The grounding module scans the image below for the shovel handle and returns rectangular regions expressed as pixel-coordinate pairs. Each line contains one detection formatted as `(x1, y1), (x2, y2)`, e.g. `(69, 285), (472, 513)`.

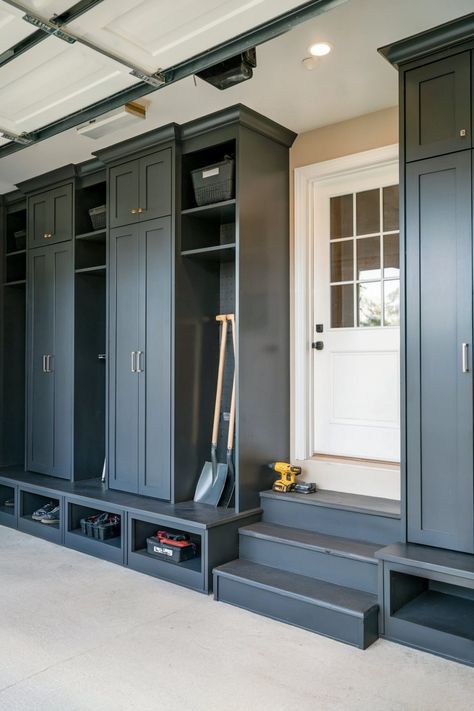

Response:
(228, 315), (236, 449)
(212, 315), (228, 447)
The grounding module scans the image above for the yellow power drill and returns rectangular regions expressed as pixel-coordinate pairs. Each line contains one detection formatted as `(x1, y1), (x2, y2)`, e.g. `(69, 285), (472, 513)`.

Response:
(268, 461), (302, 493)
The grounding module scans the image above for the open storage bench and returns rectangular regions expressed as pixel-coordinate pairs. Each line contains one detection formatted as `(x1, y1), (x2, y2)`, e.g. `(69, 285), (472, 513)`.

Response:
(18, 486), (64, 544)
(0, 479), (17, 527)
(377, 544), (474, 666)
(65, 498), (125, 565)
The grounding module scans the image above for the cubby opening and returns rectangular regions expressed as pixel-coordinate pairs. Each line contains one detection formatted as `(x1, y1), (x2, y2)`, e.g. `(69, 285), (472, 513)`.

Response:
(181, 140), (235, 211)
(74, 272), (106, 480)
(75, 237), (106, 272)
(75, 182), (106, 237)
(1, 284), (25, 466)
(68, 503), (121, 548)
(131, 518), (202, 572)
(5, 206), (26, 256)
(390, 570), (474, 641)
(20, 491), (60, 529)
(0, 484), (15, 516)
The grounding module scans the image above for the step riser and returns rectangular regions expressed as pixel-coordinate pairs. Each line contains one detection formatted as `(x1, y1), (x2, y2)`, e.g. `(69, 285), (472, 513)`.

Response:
(214, 573), (379, 649)
(239, 535), (378, 594)
(262, 498), (400, 545)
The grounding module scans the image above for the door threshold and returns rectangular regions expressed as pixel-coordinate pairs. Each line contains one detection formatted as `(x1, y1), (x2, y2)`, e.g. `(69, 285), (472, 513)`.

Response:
(312, 453), (400, 471)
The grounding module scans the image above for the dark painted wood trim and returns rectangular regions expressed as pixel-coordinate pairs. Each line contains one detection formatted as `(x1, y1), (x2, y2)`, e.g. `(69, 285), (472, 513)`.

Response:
(16, 164), (76, 194)
(379, 12), (474, 67)
(94, 124), (180, 164)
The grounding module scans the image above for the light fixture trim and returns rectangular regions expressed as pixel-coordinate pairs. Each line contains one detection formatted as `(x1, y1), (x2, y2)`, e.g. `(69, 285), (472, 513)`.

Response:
(309, 41), (332, 57)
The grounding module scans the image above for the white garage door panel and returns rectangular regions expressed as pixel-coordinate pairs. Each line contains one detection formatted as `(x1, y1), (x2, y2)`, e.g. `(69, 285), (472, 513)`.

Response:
(0, 4), (36, 55)
(68, 0), (309, 71)
(0, 37), (138, 132)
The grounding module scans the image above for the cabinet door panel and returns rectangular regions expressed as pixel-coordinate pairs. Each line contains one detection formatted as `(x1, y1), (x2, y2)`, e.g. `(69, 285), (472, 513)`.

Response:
(27, 249), (53, 473)
(28, 193), (49, 249)
(49, 184), (73, 244)
(138, 217), (172, 499)
(51, 243), (74, 479)
(109, 225), (140, 493)
(109, 160), (140, 228)
(406, 152), (473, 552)
(406, 52), (471, 161)
(139, 149), (172, 221)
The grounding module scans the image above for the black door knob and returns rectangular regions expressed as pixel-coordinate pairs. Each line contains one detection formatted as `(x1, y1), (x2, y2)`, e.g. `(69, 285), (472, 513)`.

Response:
(312, 341), (324, 351)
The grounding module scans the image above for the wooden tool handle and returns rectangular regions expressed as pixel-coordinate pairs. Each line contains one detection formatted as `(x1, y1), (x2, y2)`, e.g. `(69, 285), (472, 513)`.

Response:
(212, 315), (228, 447)
(227, 314), (236, 449)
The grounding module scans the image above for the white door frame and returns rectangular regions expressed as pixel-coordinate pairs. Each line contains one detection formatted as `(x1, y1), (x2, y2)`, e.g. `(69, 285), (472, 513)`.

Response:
(292, 144), (399, 462)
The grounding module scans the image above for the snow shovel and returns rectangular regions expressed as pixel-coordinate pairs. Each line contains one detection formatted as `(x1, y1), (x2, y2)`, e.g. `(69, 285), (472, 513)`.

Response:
(194, 314), (229, 505)
(219, 314), (236, 508)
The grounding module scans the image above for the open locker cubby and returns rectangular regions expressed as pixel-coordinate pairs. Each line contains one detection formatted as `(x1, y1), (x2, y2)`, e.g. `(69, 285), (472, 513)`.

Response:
(18, 489), (63, 543)
(0, 481), (16, 527)
(75, 179), (106, 237)
(65, 500), (124, 564)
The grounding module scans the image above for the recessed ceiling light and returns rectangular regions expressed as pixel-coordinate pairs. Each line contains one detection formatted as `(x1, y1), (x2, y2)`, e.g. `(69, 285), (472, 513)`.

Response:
(309, 42), (332, 57)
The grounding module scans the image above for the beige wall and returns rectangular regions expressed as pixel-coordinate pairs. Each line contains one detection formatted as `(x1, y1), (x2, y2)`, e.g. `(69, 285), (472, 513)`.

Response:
(291, 106), (399, 170)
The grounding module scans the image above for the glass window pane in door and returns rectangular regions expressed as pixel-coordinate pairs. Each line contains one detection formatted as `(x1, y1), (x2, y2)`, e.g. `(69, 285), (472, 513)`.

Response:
(358, 281), (381, 326)
(384, 280), (400, 326)
(357, 236), (381, 280)
(356, 189), (380, 235)
(383, 185), (399, 231)
(331, 284), (354, 328)
(384, 233), (400, 277)
(330, 194), (353, 239)
(330, 240), (353, 282)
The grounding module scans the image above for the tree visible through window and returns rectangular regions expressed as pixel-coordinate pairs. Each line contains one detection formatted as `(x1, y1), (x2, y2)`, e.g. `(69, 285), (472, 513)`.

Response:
(330, 185), (400, 328)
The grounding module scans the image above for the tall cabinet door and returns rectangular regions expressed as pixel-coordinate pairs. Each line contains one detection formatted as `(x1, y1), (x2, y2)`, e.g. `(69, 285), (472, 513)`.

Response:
(139, 149), (172, 221)
(138, 217), (172, 499)
(109, 160), (140, 229)
(406, 151), (474, 552)
(109, 224), (141, 493)
(27, 248), (54, 473)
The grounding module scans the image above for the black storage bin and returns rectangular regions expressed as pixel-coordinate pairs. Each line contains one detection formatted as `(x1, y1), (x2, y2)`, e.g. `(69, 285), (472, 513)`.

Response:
(146, 535), (197, 564)
(94, 517), (120, 540)
(14, 229), (26, 250)
(191, 157), (234, 206)
(89, 205), (106, 230)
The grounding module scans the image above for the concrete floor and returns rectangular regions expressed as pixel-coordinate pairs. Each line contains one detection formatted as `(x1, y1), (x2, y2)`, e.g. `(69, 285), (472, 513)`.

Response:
(1, 527), (474, 711)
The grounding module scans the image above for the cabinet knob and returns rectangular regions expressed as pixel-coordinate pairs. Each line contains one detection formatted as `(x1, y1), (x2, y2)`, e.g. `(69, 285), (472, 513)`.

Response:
(460, 129), (467, 137)
(43, 233), (53, 240)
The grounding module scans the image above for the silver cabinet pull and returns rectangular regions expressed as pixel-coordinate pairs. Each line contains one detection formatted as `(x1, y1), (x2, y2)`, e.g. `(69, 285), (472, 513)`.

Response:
(462, 343), (469, 373)
(42, 355), (47, 373)
(137, 350), (144, 373)
(47, 355), (54, 373)
(131, 351), (137, 373)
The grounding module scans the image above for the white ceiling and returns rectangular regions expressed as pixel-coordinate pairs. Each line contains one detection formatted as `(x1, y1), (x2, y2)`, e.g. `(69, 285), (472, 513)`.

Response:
(0, 0), (473, 192)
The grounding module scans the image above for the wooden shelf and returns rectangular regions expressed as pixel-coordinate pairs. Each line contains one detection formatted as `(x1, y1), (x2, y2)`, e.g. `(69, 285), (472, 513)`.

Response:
(5, 249), (26, 257)
(4, 279), (26, 287)
(75, 265), (106, 275)
(75, 229), (106, 241)
(181, 199), (236, 222)
(181, 243), (235, 262)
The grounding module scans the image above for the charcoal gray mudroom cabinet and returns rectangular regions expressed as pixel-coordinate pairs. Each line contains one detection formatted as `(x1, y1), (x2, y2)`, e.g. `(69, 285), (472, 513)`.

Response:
(27, 241), (74, 478)
(28, 183), (73, 249)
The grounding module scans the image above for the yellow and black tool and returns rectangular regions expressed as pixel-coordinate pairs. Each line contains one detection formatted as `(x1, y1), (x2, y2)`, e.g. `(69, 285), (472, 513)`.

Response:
(268, 461), (302, 493)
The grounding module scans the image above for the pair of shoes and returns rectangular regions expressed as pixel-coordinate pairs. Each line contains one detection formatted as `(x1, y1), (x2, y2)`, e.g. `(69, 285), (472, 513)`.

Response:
(31, 502), (60, 525)
(3, 499), (14, 508)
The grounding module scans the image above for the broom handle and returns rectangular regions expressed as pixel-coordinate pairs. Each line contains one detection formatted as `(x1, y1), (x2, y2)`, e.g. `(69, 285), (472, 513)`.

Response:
(227, 314), (236, 449)
(212, 315), (228, 448)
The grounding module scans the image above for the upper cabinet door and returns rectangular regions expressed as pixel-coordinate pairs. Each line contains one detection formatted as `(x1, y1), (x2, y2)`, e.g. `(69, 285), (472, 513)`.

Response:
(139, 149), (172, 221)
(405, 52), (471, 161)
(28, 184), (73, 248)
(109, 159), (140, 229)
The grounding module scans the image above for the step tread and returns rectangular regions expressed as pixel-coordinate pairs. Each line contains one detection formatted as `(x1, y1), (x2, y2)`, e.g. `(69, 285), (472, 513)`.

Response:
(261, 489), (400, 519)
(376, 542), (474, 580)
(214, 559), (378, 617)
(240, 522), (381, 563)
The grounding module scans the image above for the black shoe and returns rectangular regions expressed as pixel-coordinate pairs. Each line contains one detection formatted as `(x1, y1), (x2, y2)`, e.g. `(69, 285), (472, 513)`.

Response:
(41, 506), (60, 525)
(32, 501), (55, 521)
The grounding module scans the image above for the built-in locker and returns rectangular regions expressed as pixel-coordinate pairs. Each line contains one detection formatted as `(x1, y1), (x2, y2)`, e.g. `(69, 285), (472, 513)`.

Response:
(108, 217), (172, 498)
(27, 242), (74, 478)
(28, 183), (73, 249)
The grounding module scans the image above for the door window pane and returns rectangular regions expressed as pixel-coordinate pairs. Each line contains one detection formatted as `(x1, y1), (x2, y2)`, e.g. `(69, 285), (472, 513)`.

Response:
(357, 236), (381, 280)
(384, 233), (400, 277)
(384, 280), (400, 326)
(356, 189), (380, 235)
(330, 194), (353, 239)
(383, 185), (399, 231)
(331, 240), (353, 282)
(331, 284), (354, 328)
(358, 281), (381, 327)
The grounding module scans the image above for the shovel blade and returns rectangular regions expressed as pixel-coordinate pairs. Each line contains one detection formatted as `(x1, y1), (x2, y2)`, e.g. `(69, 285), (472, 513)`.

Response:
(194, 461), (228, 505)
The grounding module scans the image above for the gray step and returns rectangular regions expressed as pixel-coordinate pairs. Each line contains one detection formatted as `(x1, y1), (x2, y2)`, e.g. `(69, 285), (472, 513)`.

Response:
(239, 522), (381, 593)
(261, 489), (401, 545)
(214, 559), (379, 649)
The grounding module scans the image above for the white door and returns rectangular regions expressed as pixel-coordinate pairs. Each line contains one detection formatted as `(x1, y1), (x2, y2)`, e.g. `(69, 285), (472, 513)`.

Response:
(313, 164), (400, 462)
